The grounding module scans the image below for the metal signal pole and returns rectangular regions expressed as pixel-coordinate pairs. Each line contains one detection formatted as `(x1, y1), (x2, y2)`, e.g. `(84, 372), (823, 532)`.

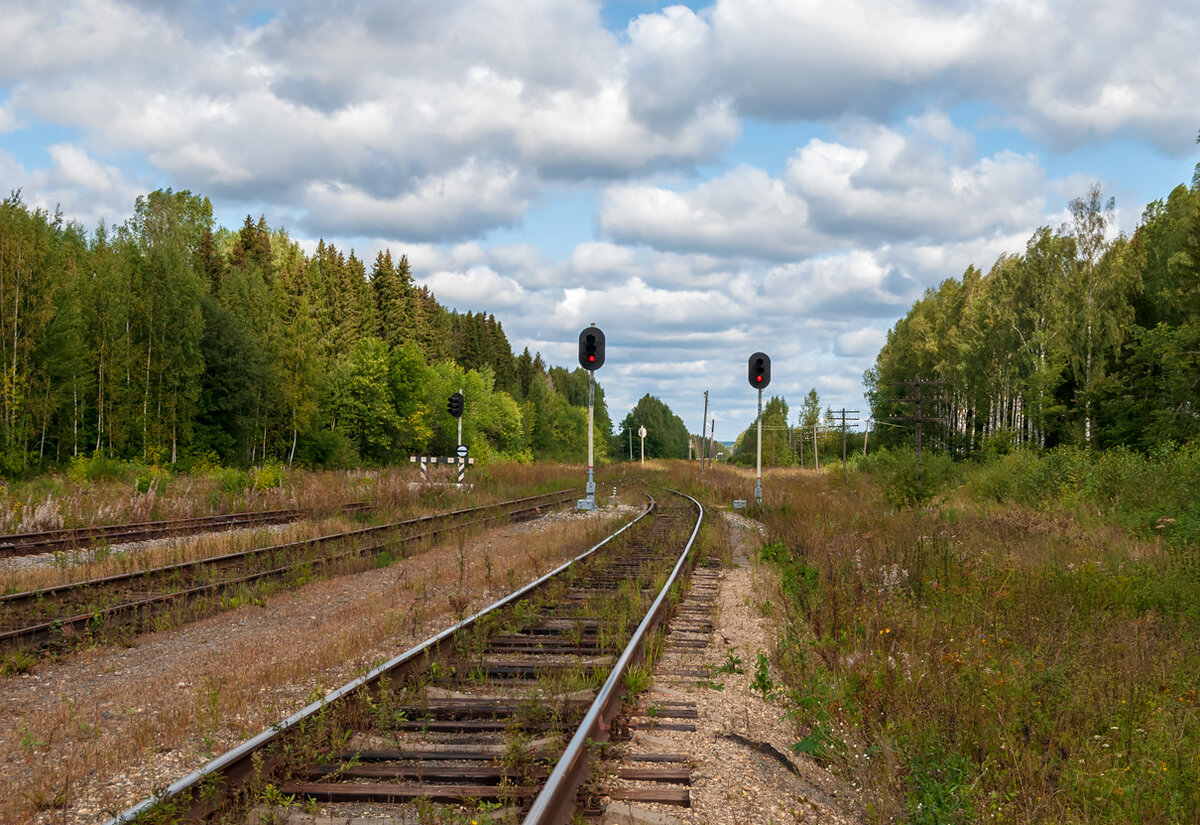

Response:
(755, 388), (763, 506)
(586, 370), (595, 502)
(701, 390), (709, 471)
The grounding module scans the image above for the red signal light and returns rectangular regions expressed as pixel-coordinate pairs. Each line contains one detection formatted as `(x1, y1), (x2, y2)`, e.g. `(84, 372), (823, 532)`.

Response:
(589, 354), (595, 362)
(756, 375), (762, 382)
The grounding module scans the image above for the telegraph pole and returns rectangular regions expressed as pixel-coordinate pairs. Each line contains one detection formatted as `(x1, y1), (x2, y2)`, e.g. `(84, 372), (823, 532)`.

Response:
(889, 377), (947, 494)
(835, 408), (860, 474)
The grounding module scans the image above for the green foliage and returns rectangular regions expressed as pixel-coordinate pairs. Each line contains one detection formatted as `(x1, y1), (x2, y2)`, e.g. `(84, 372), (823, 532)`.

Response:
(66, 451), (125, 483)
(215, 467), (249, 495)
(867, 180), (1200, 456)
(615, 394), (689, 460)
(903, 742), (979, 825)
(961, 443), (1200, 549)
(858, 446), (957, 506)
(0, 190), (605, 476)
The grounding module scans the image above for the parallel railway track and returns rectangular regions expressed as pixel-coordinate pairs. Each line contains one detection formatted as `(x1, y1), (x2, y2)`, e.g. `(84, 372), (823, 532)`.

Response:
(0, 502), (374, 560)
(104, 488), (704, 825)
(0, 489), (577, 652)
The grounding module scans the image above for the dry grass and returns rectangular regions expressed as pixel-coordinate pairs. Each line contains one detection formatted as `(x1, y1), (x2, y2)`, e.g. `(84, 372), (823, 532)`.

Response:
(0, 498), (625, 825)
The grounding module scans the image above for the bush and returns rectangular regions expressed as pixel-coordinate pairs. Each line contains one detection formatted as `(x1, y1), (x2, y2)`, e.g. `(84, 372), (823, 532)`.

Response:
(215, 467), (249, 495)
(859, 446), (957, 506)
(252, 462), (286, 490)
(294, 429), (359, 470)
(66, 451), (126, 484)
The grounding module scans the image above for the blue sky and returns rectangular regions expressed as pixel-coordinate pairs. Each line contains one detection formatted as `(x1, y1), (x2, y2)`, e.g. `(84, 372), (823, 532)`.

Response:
(2, 0), (1198, 441)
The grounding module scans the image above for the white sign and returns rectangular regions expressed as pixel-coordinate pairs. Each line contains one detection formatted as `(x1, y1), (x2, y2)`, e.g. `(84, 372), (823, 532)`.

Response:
(456, 445), (469, 458)
(638, 426), (646, 438)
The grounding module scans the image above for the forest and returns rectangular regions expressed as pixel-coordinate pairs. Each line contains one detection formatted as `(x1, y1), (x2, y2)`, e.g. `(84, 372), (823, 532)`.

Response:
(0, 188), (613, 476)
(866, 180), (1200, 454)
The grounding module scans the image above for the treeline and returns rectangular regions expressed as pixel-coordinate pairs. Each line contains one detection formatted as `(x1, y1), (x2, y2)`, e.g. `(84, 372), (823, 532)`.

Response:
(867, 181), (1200, 453)
(0, 188), (610, 475)
(729, 388), (868, 468)
(612, 394), (689, 460)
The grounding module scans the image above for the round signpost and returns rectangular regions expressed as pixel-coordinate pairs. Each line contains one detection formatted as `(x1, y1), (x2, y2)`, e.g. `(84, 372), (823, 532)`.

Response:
(638, 426), (646, 465)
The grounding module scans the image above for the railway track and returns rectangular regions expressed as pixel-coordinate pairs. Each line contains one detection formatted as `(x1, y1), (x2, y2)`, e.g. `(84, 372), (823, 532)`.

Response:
(0, 489), (577, 652)
(0, 502), (374, 560)
(104, 488), (704, 825)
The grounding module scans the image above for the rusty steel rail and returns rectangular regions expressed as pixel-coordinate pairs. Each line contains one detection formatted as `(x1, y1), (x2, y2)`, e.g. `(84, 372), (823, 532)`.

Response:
(0, 502), (374, 559)
(522, 488), (703, 824)
(103, 493), (662, 825)
(0, 489), (577, 650)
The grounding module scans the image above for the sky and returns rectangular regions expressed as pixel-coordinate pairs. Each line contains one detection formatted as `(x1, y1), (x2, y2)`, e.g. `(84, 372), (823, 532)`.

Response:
(3, 0), (1199, 444)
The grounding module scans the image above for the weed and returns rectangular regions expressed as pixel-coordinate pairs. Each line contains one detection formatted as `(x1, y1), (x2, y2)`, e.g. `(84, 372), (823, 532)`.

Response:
(623, 663), (652, 696)
(717, 651), (744, 674)
(1, 649), (39, 676)
(750, 652), (775, 699)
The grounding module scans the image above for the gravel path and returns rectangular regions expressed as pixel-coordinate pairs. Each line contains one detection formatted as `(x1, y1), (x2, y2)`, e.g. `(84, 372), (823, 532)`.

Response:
(603, 510), (862, 825)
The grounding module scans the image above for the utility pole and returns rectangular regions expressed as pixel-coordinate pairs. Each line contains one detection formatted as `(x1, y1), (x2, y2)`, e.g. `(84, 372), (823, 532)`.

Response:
(700, 390), (709, 471)
(889, 377), (947, 495)
(863, 419), (870, 455)
(813, 423), (819, 471)
(835, 408), (860, 474)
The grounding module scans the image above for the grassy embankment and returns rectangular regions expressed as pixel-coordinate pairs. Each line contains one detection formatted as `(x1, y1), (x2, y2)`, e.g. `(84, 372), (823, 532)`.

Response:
(671, 453), (1199, 824)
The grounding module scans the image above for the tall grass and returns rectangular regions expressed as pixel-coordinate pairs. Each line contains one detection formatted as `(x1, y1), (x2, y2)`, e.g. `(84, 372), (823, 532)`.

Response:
(751, 462), (1200, 823)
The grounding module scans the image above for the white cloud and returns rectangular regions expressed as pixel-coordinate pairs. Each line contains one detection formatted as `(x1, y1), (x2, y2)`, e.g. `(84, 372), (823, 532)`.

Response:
(419, 266), (529, 311)
(599, 165), (818, 259)
(570, 241), (635, 276)
(600, 115), (1051, 260)
(301, 160), (530, 241)
(2, 143), (140, 228)
(835, 327), (887, 358)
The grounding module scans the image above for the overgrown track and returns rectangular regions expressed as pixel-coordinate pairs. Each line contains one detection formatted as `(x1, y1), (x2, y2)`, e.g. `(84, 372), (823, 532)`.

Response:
(105, 488), (703, 825)
(0, 490), (576, 652)
(0, 502), (374, 560)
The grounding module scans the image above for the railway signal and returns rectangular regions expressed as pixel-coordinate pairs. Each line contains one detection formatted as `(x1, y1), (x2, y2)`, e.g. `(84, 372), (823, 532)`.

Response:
(578, 325), (604, 510)
(747, 352), (771, 506)
(579, 326), (605, 370)
(447, 392), (464, 418)
(748, 352), (770, 389)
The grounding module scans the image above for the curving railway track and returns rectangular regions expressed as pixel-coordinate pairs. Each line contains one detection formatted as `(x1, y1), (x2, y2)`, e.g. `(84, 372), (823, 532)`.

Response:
(104, 487), (705, 825)
(0, 489), (577, 652)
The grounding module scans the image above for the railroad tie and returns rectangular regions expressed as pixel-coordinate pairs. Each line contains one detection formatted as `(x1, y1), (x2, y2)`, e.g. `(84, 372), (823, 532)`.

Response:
(596, 566), (723, 813)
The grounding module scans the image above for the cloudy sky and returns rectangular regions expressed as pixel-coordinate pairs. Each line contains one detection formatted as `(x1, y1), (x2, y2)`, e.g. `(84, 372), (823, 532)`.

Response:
(3, 0), (1199, 442)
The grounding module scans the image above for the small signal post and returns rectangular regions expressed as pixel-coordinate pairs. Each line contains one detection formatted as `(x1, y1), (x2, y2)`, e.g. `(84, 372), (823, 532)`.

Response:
(577, 325), (605, 510)
(748, 352), (771, 506)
